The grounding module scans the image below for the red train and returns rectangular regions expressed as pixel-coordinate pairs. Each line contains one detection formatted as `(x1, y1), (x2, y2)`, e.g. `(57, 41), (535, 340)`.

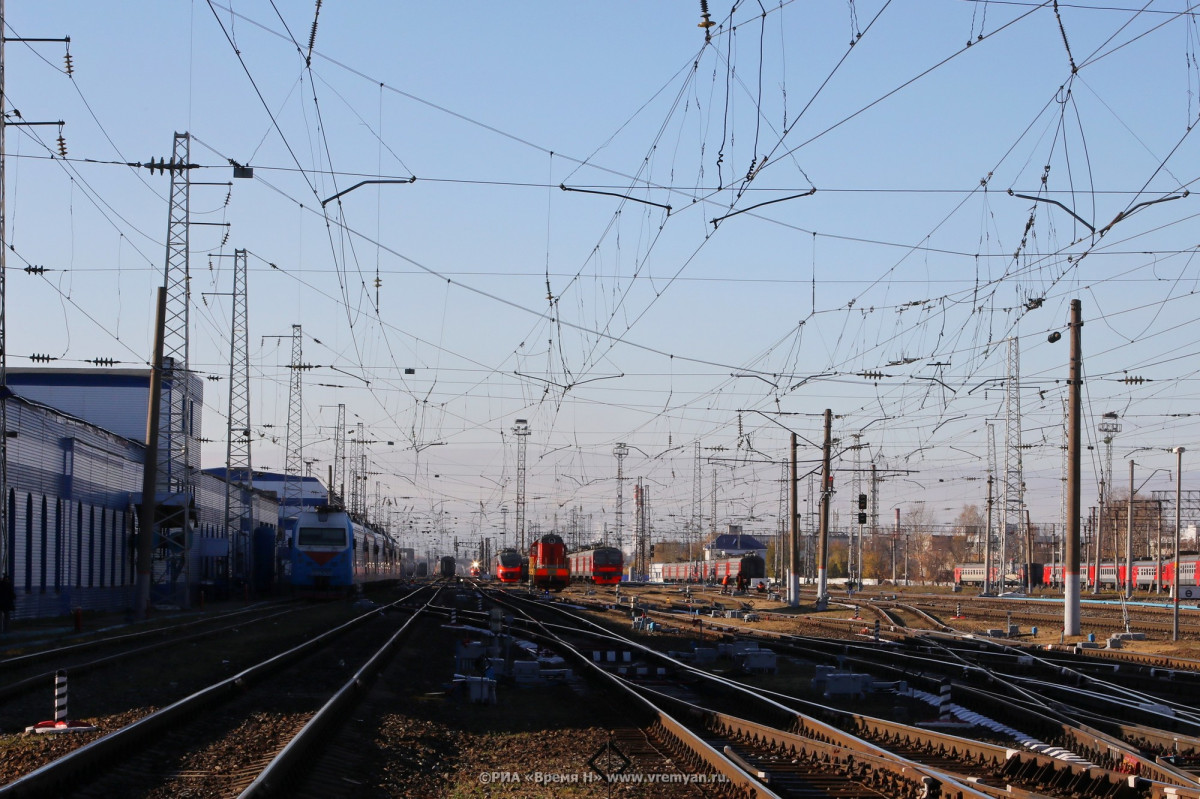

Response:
(955, 557), (1200, 592)
(649, 554), (767, 589)
(492, 548), (527, 584)
(568, 547), (623, 585)
(529, 533), (570, 591)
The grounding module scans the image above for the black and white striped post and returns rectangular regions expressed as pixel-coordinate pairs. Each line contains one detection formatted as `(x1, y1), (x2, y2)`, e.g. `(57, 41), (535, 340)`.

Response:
(937, 680), (952, 720)
(25, 670), (97, 733)
(450, 608), (458, 625)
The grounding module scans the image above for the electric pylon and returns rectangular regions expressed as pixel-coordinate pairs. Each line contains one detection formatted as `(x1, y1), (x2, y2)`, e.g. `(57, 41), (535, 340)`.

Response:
(223, 249), (253, 584)
(1003, 337), (1025, 578)
(282, 325), (304, 518)
(614, 442), (628, 553)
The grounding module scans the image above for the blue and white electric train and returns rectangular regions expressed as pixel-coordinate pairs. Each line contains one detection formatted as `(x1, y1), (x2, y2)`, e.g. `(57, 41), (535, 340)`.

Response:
(288, 506), (402, 594)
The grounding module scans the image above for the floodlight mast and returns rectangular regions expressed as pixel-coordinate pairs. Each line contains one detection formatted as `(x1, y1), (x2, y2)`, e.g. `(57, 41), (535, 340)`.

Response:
(513, 420), (530, 551)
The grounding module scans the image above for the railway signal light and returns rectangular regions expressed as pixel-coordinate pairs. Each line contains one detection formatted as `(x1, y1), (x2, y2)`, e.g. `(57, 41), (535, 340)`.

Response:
(857, 493), (867, 510)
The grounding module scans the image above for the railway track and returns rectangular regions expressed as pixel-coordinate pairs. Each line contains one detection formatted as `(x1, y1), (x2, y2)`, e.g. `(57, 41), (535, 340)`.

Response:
(0, 585), (438, 797)
(492, 585), (1200, 798)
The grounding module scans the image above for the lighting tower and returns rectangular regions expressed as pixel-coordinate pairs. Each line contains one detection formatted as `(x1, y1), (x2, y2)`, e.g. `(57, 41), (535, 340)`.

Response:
(1098, 412), (1121, 575)
(513, 419), (530, 550)
(1002, 337), (1025, 577)
(282, 325), (304, 519)
(223, 249), (253, 583)
(614, 442), (628, 553)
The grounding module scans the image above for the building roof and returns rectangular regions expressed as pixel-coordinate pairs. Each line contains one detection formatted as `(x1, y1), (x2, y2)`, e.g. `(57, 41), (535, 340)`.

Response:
(707, 533), (767, 551)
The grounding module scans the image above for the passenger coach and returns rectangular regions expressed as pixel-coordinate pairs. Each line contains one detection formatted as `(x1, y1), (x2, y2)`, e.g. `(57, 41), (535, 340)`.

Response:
(568, 547), (623, 584)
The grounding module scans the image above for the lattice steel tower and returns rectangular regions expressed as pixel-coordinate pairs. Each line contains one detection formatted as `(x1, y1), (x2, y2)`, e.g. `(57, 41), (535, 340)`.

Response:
(1002, 337), (1025, 574)
(282, 325), (304, 518)
(348, 422), (364, 515)
(223, 249), (253, 583)
(155, 132), (198, 605)
(1098, 412), (1121, 566)
(332, 404), (346, 505)
(614, 442), (628, 552)
(513, 419), (530, 550)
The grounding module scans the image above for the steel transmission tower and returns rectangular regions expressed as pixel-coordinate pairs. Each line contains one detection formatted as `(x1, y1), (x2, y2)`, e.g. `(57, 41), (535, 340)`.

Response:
(332, 404), (345, 504)
(153, 132), (199, 607)
(348, 422), (364, 515)
(1002, 337), (1025, 576)
(282, 325), (304, 519)
(614, 442), (628, 553)
(513, 419), (530, 550)
(223, 249), (253, 584)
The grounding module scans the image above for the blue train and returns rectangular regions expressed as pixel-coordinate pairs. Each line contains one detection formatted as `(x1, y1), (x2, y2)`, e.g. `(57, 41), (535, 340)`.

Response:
(289, 506), (402, 595)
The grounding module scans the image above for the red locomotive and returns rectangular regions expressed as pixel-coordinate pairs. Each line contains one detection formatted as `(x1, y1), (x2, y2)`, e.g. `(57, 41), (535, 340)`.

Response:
(529, 533), (570, 591)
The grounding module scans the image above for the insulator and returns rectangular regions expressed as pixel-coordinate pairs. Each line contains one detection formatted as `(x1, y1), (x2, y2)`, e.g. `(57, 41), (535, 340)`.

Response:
(23, 265), (45, 274)
(56, 134), (67, 158)
(29, 353), (55, 363)
(63, 51), (74, 77)
(206, 374), (224, 381)
(1122, 376), (1148, 385)
(90, 358), (116, 367)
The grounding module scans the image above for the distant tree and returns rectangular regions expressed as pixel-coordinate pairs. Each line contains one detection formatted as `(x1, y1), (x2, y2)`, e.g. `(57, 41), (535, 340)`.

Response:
(902, 502), (936, 583)
(953, 504), (986, 559)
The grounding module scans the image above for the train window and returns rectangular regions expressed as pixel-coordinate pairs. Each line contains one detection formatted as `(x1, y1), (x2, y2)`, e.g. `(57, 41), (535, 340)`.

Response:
(297, 526), (348, 547)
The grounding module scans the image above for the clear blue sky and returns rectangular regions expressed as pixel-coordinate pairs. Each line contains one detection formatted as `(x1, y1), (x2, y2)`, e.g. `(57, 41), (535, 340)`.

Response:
(4, 1), (1197, 555)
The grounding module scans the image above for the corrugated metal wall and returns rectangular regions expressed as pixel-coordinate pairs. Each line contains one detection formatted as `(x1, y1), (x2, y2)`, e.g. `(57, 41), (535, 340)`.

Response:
(3, 395), (279, 621)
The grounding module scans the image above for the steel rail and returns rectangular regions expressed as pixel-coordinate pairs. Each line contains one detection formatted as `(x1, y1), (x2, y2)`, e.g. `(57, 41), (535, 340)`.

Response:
(487, 590), (783, 798)
(497, 591), (999, 798)
(0, 586), (433, 798)
(0, 606), (301, 702)
(237, 591), (441, 797)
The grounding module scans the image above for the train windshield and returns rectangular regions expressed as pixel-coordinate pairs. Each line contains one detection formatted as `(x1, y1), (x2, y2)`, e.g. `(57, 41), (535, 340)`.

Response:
(593, 549), (622, 566)
(498, 551), (522, 567)
(297, 526), (348, 547)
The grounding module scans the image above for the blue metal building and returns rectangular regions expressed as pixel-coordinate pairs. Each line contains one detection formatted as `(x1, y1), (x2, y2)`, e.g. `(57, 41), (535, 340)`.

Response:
(3, 369), (280, 620)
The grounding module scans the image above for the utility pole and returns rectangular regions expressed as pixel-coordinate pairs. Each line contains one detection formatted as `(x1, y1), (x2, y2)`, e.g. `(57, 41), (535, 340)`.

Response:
(1172, 446), (1185, 641)
(816, 409), (832, 610)
(1127, 460), (1135, 599)
(135, 289), (167, 621)
(691, 441), (702, 562)
(985, 475), (994, 594)
(788, 433), (799, 606)
(1064, 299), (1082, 636)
